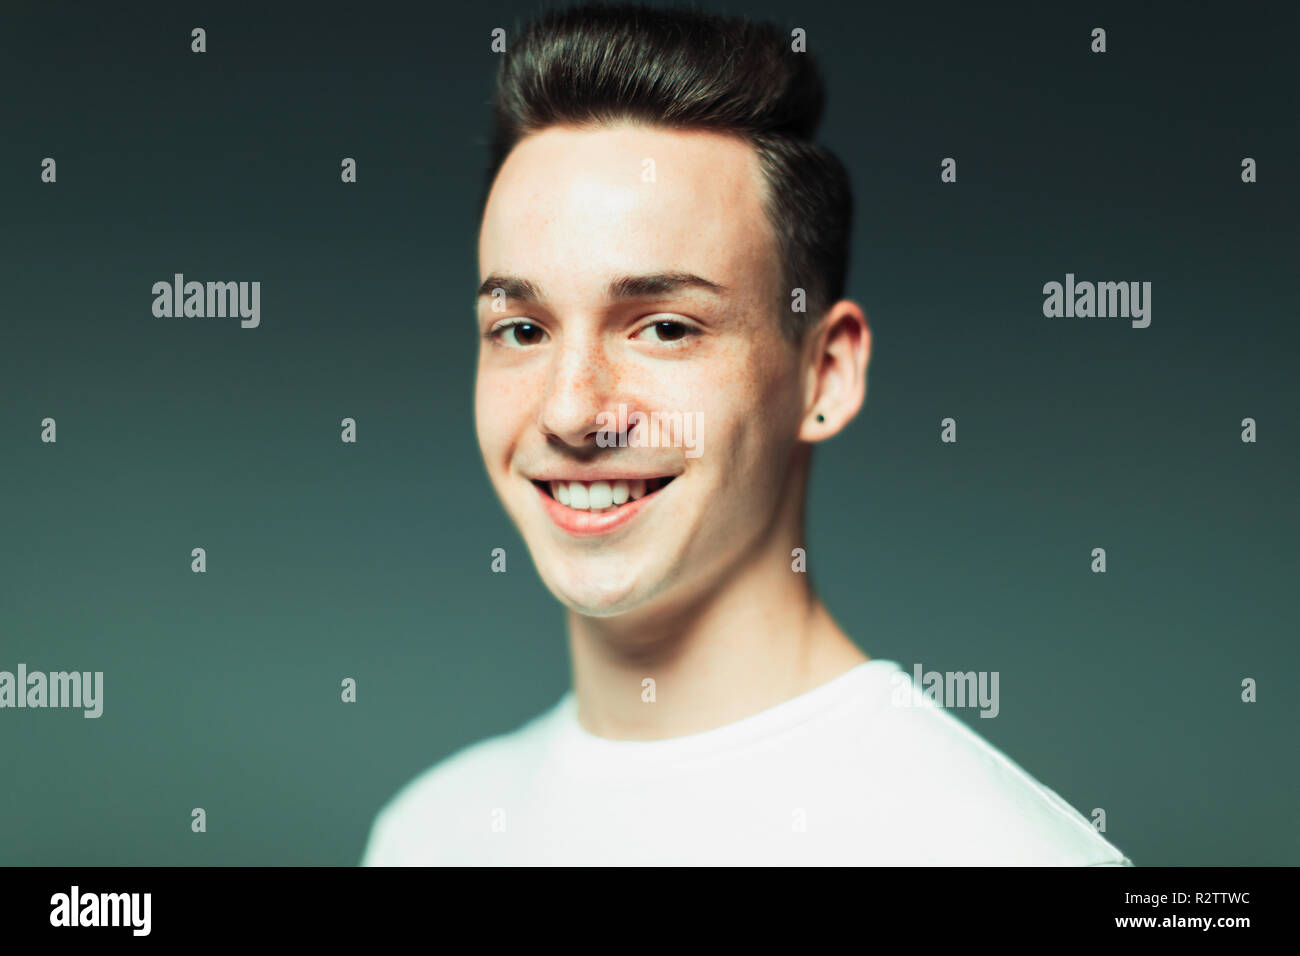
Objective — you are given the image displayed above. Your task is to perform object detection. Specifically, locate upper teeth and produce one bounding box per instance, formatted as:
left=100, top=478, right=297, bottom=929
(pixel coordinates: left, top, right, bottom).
left=550, top=479, right=650, bottom=511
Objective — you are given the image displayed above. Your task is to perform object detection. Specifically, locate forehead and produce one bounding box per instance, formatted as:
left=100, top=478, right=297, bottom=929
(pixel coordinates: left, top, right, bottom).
left=478, top=124, right=779, bottom=303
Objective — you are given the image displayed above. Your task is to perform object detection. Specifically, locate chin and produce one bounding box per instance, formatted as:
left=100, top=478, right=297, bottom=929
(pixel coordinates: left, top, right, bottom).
left=557, top=592, right=644, bottom=619
left=538, top=556, right=661, bottom=618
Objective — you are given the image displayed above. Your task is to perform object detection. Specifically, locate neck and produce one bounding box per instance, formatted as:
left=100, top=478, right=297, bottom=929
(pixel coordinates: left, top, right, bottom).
left=565, top=452, right=868, bottom=740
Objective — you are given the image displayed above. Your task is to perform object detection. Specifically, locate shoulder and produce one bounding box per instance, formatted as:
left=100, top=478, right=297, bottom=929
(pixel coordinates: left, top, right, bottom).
left=865, top=672, right=1133, bottom=865
left=360, top=699, right=562, bottom=866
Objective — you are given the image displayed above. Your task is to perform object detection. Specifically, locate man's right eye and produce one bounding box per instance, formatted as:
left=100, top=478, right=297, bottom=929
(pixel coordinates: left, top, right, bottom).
left=489, top=319, right=549, bottom=348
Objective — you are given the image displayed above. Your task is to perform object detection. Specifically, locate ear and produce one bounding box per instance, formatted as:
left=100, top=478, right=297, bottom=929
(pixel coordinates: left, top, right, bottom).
left=798, top=299, right=871, bottom=442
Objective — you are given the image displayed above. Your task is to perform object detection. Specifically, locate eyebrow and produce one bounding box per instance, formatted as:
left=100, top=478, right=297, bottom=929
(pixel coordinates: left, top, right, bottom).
left=476, top=271, right=728, bottom=305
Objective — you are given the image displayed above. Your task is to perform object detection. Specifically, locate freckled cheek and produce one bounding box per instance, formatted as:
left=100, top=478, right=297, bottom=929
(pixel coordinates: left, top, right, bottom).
left=680, top=383, right=760, bottom=474
left=475, top=365, right=542, bottom=460
left=706, top=355, right=799, bottom=474
left=698, top=348, right=790, bottom=419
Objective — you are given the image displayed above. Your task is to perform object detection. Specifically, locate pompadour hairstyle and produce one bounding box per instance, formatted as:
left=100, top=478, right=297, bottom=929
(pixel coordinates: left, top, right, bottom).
left=481, top=2, right=853, bottom=340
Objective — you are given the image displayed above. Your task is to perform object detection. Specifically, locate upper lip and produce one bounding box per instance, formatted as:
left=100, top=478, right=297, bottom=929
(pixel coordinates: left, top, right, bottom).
left=527, top=469, right=680, bottom=482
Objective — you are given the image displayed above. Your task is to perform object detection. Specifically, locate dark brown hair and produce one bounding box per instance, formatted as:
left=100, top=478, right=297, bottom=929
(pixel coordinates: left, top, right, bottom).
left=481, top=2, right=853, bottom=339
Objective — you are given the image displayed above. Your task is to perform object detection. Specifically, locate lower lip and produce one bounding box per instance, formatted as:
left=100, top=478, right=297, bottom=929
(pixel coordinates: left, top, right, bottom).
left=534, top=481, right=670, bottom=536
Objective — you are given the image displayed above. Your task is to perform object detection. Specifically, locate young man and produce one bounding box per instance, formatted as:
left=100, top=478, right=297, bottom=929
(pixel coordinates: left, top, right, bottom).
left=363, top=3, right=1132, bottom=866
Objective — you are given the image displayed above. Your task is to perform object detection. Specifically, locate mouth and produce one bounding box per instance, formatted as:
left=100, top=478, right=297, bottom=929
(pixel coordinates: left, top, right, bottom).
left=529, top=475, right=678, bottom=536
left=532, top=476, right=676, bottom=512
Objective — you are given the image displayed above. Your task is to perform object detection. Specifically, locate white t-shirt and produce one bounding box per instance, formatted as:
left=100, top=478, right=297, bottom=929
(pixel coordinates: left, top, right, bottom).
left=362, top=659, right=1133, bottom=865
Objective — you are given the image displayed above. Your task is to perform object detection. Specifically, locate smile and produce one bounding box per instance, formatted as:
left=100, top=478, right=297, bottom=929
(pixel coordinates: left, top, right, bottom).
left=530, top=476, right=677, bottom=536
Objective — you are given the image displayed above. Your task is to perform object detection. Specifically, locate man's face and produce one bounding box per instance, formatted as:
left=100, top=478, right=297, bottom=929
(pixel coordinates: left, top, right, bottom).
left=475, top=123, right=807, bottom=617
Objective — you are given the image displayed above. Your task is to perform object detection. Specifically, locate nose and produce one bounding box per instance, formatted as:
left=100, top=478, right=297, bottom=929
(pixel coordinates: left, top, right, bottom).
left=537, top=329, right=616, bottom=448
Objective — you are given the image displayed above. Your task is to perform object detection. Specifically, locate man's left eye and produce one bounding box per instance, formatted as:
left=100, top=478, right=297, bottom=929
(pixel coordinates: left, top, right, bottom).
left=635, top=319, right=696, bottom=344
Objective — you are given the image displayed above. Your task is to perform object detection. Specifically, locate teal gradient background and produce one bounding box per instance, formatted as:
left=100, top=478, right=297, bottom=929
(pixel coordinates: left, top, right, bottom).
left=1, top=0, right=1296, bottom=865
